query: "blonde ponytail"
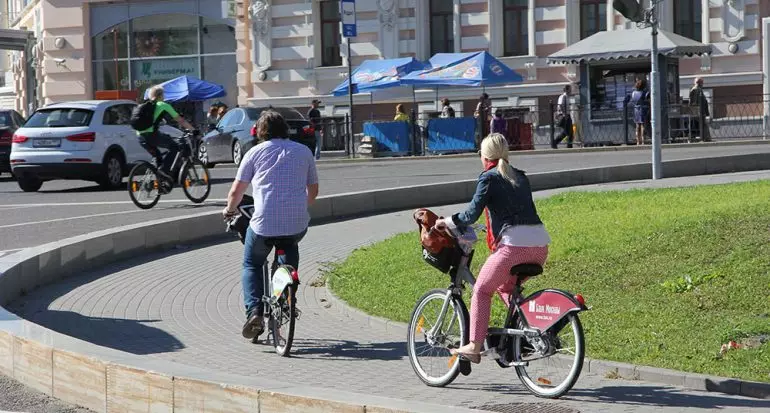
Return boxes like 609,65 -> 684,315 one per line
481,133 -> 518,187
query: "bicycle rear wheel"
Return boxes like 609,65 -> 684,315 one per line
127,162 -> 161,210
271,283 -> 296,357
514,313 -> 585,398
407,289 -> 468,387
180,160 -> 211,204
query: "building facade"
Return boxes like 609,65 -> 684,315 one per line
234,0 -> 769,119
6,0 -> 769,119
8,0 -> 239,115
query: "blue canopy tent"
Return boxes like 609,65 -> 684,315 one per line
331,57 -> 429,96
401,52 -> 525,154
400,51 -> 524,87
143,75 -> 226,102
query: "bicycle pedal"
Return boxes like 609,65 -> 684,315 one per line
294,308 -> 302,321
459,360 -> 472,376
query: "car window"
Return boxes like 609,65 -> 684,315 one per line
274,107 -> 305,121
114,104 -> 133,125
218,110 -> 238,128
245,108 -> 262,120
24,108 -> 94,128
0,112 -> 11,127
13,112 -> 25,127
230,109 -> 245,127
102,106 -> 121,125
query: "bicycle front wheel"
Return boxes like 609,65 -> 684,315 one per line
180,160 -> 211,204
407,288 -> 468,387
127,162 -> 161,210
271,283 -> 296,357
514,313 -> 585,398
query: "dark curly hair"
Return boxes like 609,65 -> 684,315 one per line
255,110 -> 289,141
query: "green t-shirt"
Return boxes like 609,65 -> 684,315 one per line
137,101 -> 179,135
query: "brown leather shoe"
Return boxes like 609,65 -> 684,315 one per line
242,313 -> 264,339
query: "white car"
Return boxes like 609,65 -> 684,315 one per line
10,100 -> 182,192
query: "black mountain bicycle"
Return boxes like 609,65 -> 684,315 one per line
127,131 -> 211,209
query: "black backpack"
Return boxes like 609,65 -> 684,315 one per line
130,101 -> 157,131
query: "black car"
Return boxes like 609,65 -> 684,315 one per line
199,106 -> 315,167
0,109 -> 27,174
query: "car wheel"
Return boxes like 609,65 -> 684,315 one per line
99,152 -> 124,190
198,143 -> 215,168
232,140 -> 243,166
17,175 -> 42,192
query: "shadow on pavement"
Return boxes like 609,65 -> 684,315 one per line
289,339 -> 406,361
565,385 -> 770,409
20,310 -> 185,355
37,178 -> 232,194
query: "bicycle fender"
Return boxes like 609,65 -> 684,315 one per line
519,289 -> 584,332
271,267 -> 294,298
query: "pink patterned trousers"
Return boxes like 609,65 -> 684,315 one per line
470,245 -> 549,342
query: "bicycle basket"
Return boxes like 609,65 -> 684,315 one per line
421,246 -> 459,273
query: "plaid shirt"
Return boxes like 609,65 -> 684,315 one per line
236,138 -> 318,237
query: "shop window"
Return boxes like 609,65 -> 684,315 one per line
93,61 -> 129,91
92,22 -> 128,60
674,0 -> 702,41
201,17 -> 236,54
320,1 -> 342,67
580,0 -> 606,40
430,0 -> 454,54
503,0 -> 528,57
131,13 -> 199,57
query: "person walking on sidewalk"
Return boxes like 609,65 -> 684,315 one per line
223,110 -> 319,340
490,108 -> 507,135
307,99 -> 323,160
629,79 -> 650,145
689,77 -> 712,142
552,85 -> 574,149
434,133 -> 550,363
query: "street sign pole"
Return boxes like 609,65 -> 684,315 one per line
341,0 -> 357,157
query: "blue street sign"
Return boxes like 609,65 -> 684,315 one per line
341,0 -> 357,37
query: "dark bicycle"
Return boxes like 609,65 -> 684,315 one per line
127,130 -> 211,209
225,195 -> 300,357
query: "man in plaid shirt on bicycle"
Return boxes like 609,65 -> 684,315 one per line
223,110 -> 319,340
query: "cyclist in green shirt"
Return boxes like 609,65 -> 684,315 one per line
137,85 -> 195,179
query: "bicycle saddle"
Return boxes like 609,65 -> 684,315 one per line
510,263 -> 543,278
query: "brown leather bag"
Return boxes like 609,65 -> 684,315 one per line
413,208 -> 454,254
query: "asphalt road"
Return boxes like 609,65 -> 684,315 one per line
0,144 -> 768,254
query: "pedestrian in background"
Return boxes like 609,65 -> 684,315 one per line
394,104 -> 409,122
490,108 -> 507,135
689,77 -> 712,142
440,98 -> 456,118
552,85 -> 574,149
629,79 -> 650,145
207,105 -> 219,131
307,99 -> 322,160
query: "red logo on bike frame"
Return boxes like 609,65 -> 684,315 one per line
519,290 -> 582,331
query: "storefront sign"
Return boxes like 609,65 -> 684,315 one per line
131,57 -> 198,88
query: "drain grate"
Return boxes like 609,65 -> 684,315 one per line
473,402 -> 580,413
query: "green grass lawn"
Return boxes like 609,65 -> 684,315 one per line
327,180 -> 770,382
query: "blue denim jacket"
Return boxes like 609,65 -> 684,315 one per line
451,168 -> 542,242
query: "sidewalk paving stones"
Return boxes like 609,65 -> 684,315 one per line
7,171 -> 770,413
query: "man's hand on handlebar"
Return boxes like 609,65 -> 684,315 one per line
222,207 -> 238,220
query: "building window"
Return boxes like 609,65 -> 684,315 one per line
580,0 -> 606,39
320,0 -> 342,67
674,0 -> 702,41
503,0 -> 528,56
430,0 -> 453,54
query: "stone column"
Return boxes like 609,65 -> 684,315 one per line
453,0 -> 461,53
701,0 -> 710,43
236,0 -> 253,106
377,0 -> 399,59
487,0 -> 503,56
606,0 -> 615,31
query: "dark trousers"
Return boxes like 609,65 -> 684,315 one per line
552,116 -> 574,149
138,132 -> 181,175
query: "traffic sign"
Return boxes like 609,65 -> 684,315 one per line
341,0 -> 357,38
